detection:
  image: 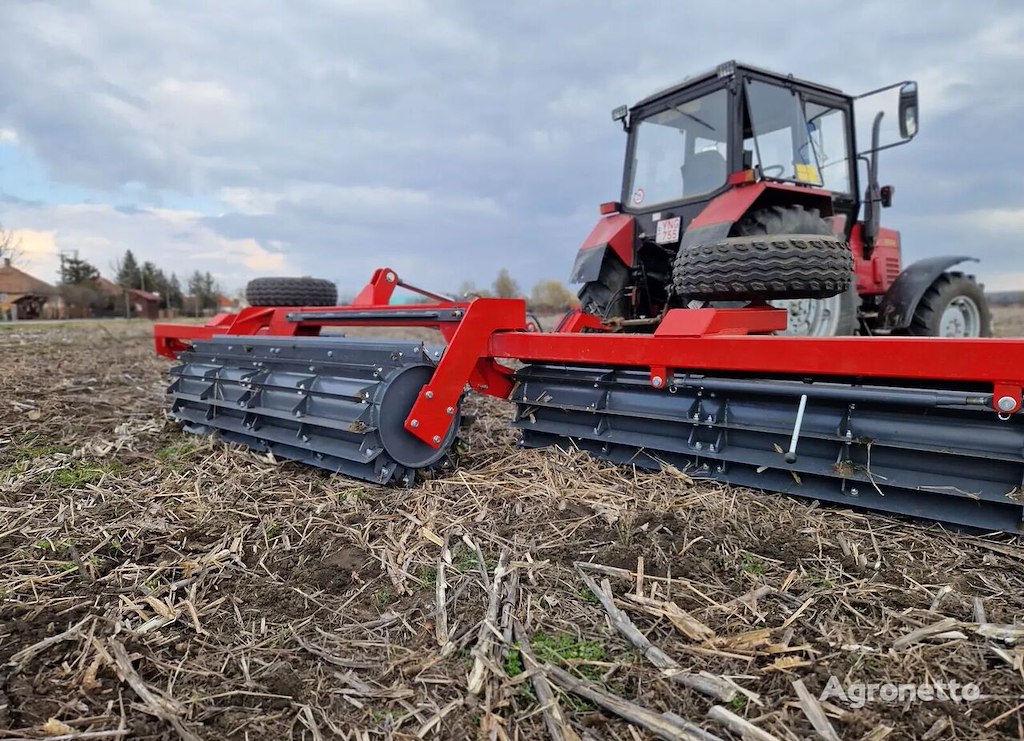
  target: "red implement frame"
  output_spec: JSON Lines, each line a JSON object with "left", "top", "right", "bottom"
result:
{"left": 156, "top": 268, "right": 1024, "bottom": 450}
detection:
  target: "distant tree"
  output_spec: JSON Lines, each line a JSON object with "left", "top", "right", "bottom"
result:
{"left": 188, "top": 270, "right": 220, "bottom": 313}
{"left": 167, "top": 273, "right": 184, "bottom": 311}
{"left": 58, "top": 255, "right": 103, "bottom": 316}
{"left": 0, "top": 222, "right": 22, "bottom": 265}
{"left": 60, "top": 256, "right": 99, "bottom": 285}
{"left": 59, "top": 283, "right": 104, "bottom": 316}
{"left": 140, "top": 261, "right": 160, "bottom": 292}
{"left": 456, "top": 280, "right": 492, "bottom": 299}
{"left": 138, "top": 261, "right": 176, "bottom": 309}
{"left": 115, "top": 249, "right": 142, "bottom": 288}
{"left": 529, "top": 280, "right": 578, "bottom": 312}
{"left": 492, "top": 269, "right": 521, "bottom": 299}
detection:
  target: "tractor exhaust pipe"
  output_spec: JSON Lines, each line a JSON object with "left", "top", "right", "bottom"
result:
{"left": 862, "top": 111, "right": 885, "bottom": 259}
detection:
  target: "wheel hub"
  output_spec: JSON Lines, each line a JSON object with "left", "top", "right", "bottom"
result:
{"left": 770, "top": 295, "right": 842, "bottom": 337}
{"left": 938, "top": 296, "right": 982, "bottom": 337}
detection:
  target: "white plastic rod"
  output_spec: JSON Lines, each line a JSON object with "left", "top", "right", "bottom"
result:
{"left": 785, "top": 394, "right": 809, "bottom": 463}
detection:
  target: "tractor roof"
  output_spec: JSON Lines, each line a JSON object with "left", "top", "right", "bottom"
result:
{"left": 632, "top": 60, "right": 846, "bottom": 110}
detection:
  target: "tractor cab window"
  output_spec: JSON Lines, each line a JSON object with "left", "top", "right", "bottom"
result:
{"left": 805, "top": 102, "right": 852, "bottom": 194}
{"left": 626, "top": 87, "right": 729, "bottom": 208}
{"left": 743, "top": 80, "right": 823, "bottom": 186}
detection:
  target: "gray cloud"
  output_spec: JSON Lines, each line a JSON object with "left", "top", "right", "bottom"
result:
{"left": 1, "top": 0, "right": 1023, "bottom": 292}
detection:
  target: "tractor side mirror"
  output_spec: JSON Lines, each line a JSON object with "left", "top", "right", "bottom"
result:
{"left": 855, "top": 80, "right": 919, "bottom": 154}
{"left": 611, "top": 105, "right": 628, "bottom": 131}
{"left": 880, "top": 185, "right": 894, "bottom": 208}
{"left": 898, "top": 82, "right": 918, "bottom": 139}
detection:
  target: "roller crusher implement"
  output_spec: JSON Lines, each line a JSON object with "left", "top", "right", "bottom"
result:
{"left": 155, "top": 268, "right": 1024, "bottom": 534}
{"left": 168, "top": 335, "right": 458, "bottom": 485}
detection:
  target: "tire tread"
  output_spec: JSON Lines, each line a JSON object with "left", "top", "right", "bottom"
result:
{"left": 246, "top": 277, "right": 338, "bottom": 307}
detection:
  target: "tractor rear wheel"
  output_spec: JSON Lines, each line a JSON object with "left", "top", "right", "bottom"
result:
{"left": 246, "top": 277, "right": 338, "bottom": 307}
{"left": 907, "top": 272, "right": 991, "bottom": 337}
{"left": 578, "top": 256, "right": 630, "bottom": 321}
{"left": 673, "top": 205, "right": 857, "bottom": 334}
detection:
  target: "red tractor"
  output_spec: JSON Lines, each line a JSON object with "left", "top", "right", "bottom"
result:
{"left": 572, "top": 61, "right": 990, "bottom": 337}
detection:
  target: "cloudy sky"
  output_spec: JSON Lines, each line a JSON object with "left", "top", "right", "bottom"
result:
{"left": 1, "top": 0, "right": 1023, "bottom": 297}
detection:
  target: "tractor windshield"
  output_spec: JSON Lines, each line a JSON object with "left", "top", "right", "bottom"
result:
{"left": 626, "top": 87, "right": 729, "bottom": 208}
{"left": 743, "top": 79, "right": 823, "bottom": 186}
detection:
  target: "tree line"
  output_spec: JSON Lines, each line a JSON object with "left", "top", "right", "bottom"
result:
{"left": 0, "top": 224, "right": 578, "bottom": 317}
{"left": 457, "top": 268, "right": 579, "bottom": 313}
{"left": 56, "top": 249, "right": 223, "bottom": 316}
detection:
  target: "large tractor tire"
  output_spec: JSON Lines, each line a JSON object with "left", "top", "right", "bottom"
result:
{"left": 246, "top": 277, "right": 338, "bottom": 307}
{"left": 578, "top": 256, "right": 630, "bottom": 320}
{"left": 673, "top": 205, "right": 857, "bottom": 335}
{"left": 906, "top": 272, "right": 991, "bottom": 337}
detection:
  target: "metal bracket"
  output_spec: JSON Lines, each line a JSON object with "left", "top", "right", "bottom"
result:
{"left": 993, "top": 383, "right": 1022, "bottom": 416}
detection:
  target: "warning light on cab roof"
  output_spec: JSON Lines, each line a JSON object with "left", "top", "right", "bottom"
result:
{"left": 727, "top": 169, "right": 757, "bottom": 185}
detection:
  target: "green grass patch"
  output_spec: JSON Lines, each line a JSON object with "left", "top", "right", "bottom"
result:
{"left": 371, "top": 587, "right": 393, "bottom": 607}
{"left": 418, "top": 566, "right": 438, "bottom": 589}
{"left": 533, "top": 632, "right": 607, "bottom": 683}
{"left": 13, "top": 432, "right": 71, "bottom": 459}
{"left": 503, "top": 636, "right": 610, "bottom": 711}
{"left": 34, "top": 538, "right": 73, "bottom": 556}
{"left": 852, "top": 653, "right": 882, "bottom": 672}
{"left": 451, "top": 551, "right": 497, "bottom": 575}
{"left": 52, "top": 461, "right": 124, "bottom": 488}
{"left": 504, "top": 646, "right": 525, "bottom": 678}
{"left": 337, "top": 486, "right": 372, "bottom": 503}
{"left": 616, "top": 524, "right": 633, "bottom": 546}
{"left": 805, "top": 570, "right": 835, "bottom": 589}
{"left": 740, "top": 552, "right": 769, "bottom": 576}
{"left": 156, "top": 439, "right": 201, "bottom": 464}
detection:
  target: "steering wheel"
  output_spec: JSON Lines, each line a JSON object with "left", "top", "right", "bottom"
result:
{"left": 761, "top": 165, "right": 785, "bottom": 178}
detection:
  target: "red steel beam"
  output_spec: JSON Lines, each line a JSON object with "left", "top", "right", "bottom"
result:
{"left": 489, "top": 330, "right": 1024, "bottom": 395}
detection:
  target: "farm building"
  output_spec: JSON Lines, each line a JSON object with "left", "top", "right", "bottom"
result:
{"left": 128, "top": 287, "right": 161, "bottom": 319}
{"left": 0, "top": 258, "right": 58, "bottom": 320}
{"left": 93, "top": 276, "right": 161, "bottom": 319}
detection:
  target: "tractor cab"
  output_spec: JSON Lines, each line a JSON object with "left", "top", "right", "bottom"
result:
{"left": 624, "top": 66, "right": 854, "bottom": 214}
{"left": 572, "top": 61, "right": 983, "bottom": 338}
{"left": 614, "top": 63, "right": 861, "bottom": 253}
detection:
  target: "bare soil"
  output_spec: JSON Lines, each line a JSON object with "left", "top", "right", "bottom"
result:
{"left": 2, "top": 316, "right": 1024, "bottom": 740}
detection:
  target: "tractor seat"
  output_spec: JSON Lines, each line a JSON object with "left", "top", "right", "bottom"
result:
{"left": 681, "top": 150, "right": 727, "bottom": 198}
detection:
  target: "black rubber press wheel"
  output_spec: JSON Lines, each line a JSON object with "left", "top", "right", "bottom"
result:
{"left": 672, "top": 233, "right": 853, "bottom": 302}
{"left": 246, "top": 277, "right": 338, "bottom": 307}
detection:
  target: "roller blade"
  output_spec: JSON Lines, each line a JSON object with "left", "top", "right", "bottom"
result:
{"left": 167, "top": 335, "right": 458, "bottom": 485}
{"left": 512, "top": 364, "right": 1024, "bottom": 533}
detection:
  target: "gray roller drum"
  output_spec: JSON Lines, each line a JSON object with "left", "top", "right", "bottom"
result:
{"left": 511, "top": 363, "right": 1024, "bottom": 532}
{"left": 166, "top": 335, "right": 458, "bottom": 485}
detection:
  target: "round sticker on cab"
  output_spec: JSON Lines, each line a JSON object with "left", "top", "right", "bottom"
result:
{"left": 631, "top": 188, "right": 645, "bottom": 206}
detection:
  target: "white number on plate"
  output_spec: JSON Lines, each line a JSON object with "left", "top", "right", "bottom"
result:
{"left": 655, "top": 217, "right": 681, "bottom": 244}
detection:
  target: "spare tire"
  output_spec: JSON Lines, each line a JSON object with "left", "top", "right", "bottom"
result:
{"left": 246, "top": 277, "right": 338, "bottom": 307}
{"left": 733, "top": 205, "right": 858, "bottom": 335}
{"left": 672, "top": 234, "right": 852, "bottom": 302}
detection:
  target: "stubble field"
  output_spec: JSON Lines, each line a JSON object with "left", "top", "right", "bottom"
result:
{"left": 2, "top": 307, "right": 1024, "bottom": 740}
